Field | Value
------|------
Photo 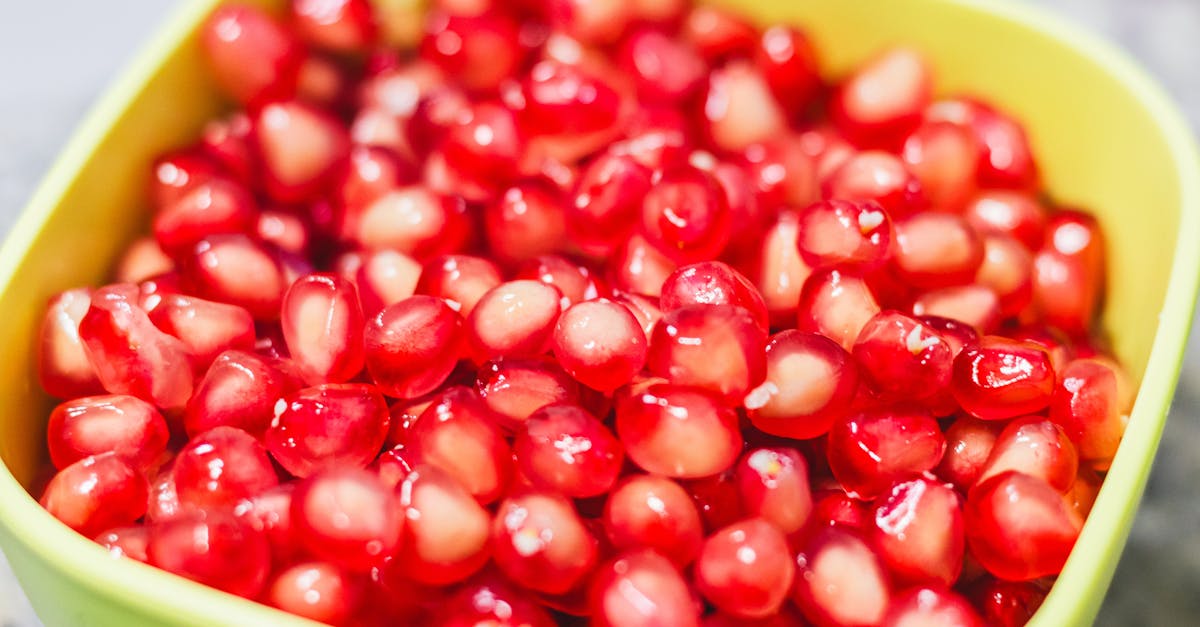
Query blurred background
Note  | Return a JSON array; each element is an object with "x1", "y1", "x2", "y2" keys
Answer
[{"x1": 1, "y1": 1, "x2": 1198, "y2": 625}]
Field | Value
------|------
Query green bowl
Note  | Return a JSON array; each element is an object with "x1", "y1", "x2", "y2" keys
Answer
[{"x1": 1, "y1": 0, "x2": 1197, "y2": 625}]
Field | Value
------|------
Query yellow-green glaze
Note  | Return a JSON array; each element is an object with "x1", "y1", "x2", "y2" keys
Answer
[{"x1": 0, "y1": 0, "x2": 1196, "y2": 625}]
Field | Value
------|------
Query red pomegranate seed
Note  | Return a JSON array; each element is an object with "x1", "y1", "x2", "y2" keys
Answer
[
  {"x1": 660, "y1": 261, "x2": 769, "y2": 332},
  {"x1": 936, "y1": 417, "x2": 1002, "y2": 492},
  {"x1": 900, "y1": 120, "x2": 980, "y2": 211},
  {"x1": 200, "y1": 5, "x2": 303, "y2": 105},
  {"x1": 515, "y1": 254, "x2": 606, "y2": 306},
  {"x1": 883, "y1": 587, "x2": 984, "y2": 627},
  {"x1": 146, "y1": 465, "x2": 183, "y2": 523},
  {"x1": 484, "y1": 182, "x2": 568, "y2": 265},
  {"x1": 38, "y1": 288, "x2": 104, "y2": 399},
  {"x1": 433, "y1": 572, "x2": 557, "y2": 627},
  {"x1": 95, "y1": 525, "x2": 150, "y2": 562},
  {"x1": 115, "y1": 238, "x2": 176, "y2": 285},
  {"x1": 233, "y1": 483, "x2": 297, "y2": 562},
  {"x1": 148, "y1": 151, "x2": 226, "y2": 211},
  {"x1": 492, "y1": 490, "x2": 599, "y2": 595},
  {"x1": 963, "y1": 190, "x2": 1047, "y2": 250},
  {"x1": 752, "y1": 211, "x2": 812, "y2": 326},
  {"x1": 755, "y1": 25, "x2": 820, "y2": 112},
  {"x1": 252, "y1": 100, "x2": 350, "y2": 204},
  {"x1": 696, "y1": 518, "x2": 795, "y2": 619},
  {"x1": 796, "y1": 199, "x2": 893, "y2": 272},
  {"x1": 1050, "y1": 357, "x2": 1127, "y2": 465},
  {"x1": 826, "y1": 407, "x2": 945, "y2": 499},
  {"x1": 148, "y1": 510, "x2": 270, "y2": 598},
  {"x1": 928, "y1": 98, "x2": 1039, "y2": 190},
  {"x1": 292, "y1": 467, "x2": 403, "y2": 572},
  {"x1": 256, "y1": 208, "x2": 311, "y2": 257},
  {"x1": 266, "y1": 383, "x2": 391, "y2": 477},
  {"x1": 792, "y1": 527, "x2": 891, "y2": 627},
  {"x1": 467, "y1": 280, "x2": 563, "y2": 362},
  {"x1": 972, "y1": 579, "x2": 1047, "y2": 627},
  {"x1": 515, "y1": 60, "x2": 624, "y2": 140},
  {"x1": 975, "y1": 233, "x2": 1034, "y2": 317},
  {"x1": 421, "y1": 13, "x2": 523, "y2": 92},
  {"x1": 199, "y1": 112, "x2": 256, "y2": 186},
  {"x1": 618, "y1": 28, "x2": 706, "y2": 105},
  {"x1": 1033, "y1": 211, "x2": 1105, "y2": 335},
  {"x1": 868, "y1": 477, "x2": 963, "y2": 586},
  {"x1": 184, "y1": 350, "x2": 302, "y2": 438},
  {"x1": 40, "y1": 453, "x2": 148, "y2": 538},
  {"x1": 438, "y1": 101, "x2": 527, "y2": 196},
  {"x1": 604, "y1": 474, "x2": 704, "y2": 567},
  {"x1": 267, "y1": 561, "x2": 361, "y2": 624},
  {"x1": 735, "y1": 448, "x2": 812, "y2": 535},
  {"x1": 393, "y1": 465, "x2": 491, "y2": 585},
  {"x1": 608, "y1": 290, "x2": 663, "y2": 341},
  {"x1": 821, "y1": 150, "x2": 926, "y2": 218},
  {"x1": 740, "y1": 135, "x2": 819, "y2": 211},
  {"x1": 354, "y1": 248, "x2": 424, "y2": 316},
  {"x1": 702, "y1": 60, "x2": 787, "y2": 153},
  {"x1": 364, "y1": 295, "x2": 463, "y2": 399},
  {"x1": 951, "y1": 336, "x2": 1055, "y2": 420},
  {"x1": 590, "y1": 550, "x2": 700, "y2": 627},
  {"x1": 333, "y1": 146, "x2": 419, "y2": 219},
  {"x1": 407, "y1": 385, "x2": 513, "y2": 503},
  {"x1": 568, "y1": 151, "x2": 653, "y2": 255},
  {"x1": 182, "y1": 234, "x2": 289, "y2": 320},
  {"x1": 476, "y1": 357, "x2": 581, "y2": 431},
  {"x1": 281, "y1": 273, "x2": 365, "y2": 384},
  {"x1": 796, "y1": 268, "x2": 881, "y2": 351},
  {"x1": 415, "y1": 254, "x2": 503, "y2": 316},
  {"x1": 964, "y1": 471, "x2": 1083, "y2": 581},
  {"x1": 640, "y1": 166, "x2": 732, "y2": 263},
  {"x1": 514, "y1": 403, "x2": 624, "y2": 497},
  {"x1": 977, "y1": 416, "x2": 1078, "y2": 493},
  {"x1": 910, "y1": 284, "x2": 1002, "y2": 334},
  {"x1": 173, "y1": 426, "x2": 279, "y2": 510},
  {"x1": 546, "y1": 0, "x2": 634, "y2": 45},
  {"x1": 148, "y1": 293, "x2": 256, "y2": 372},
  {"x1": 79, "y1": 284, "x2": 194, "y2": 411},
  {"x1": 852, "y1": 311, "x2": 953, "y2": 402},
  {"x1": 831, "y1": 47, "x2": 932, "y2": 147},
  {"x1": 614, "y1": 114, "x2": 693, "y2": 172},
  {"x1": 682, "y1": 5, "x2": 757, "y2": 63},
  {"x1": 892, "y1": 212, "x2": 984, "y2": 289},
  {"x1": 47, "y1": 394, "x2": 168, "y2": 472},
  {"x1": 610, "y1": 232, "x2": 679, "y2": 297},
  {"x1": 810, "y1": 488, "x2": 868, "y2": 531},
  {"x1": 648, "y1": 304, "x2": 765, "y2": 405},
  {"x1": 352, "y1": 186, "x2": 469, "y2": 258},
  {"x1": 551, "y1": 299, "x2": 647, "y2": 391},
  {"x1": 291, "y1": 0, "x2": 375, "y2": 53},
  {"x1": 616, "y1": 382, "x2": 742, "y2": 478},
  {"x1": 745, "y1": 331, "x2": 857, "y2": 440},
  {"x1": 152, "y1": 178, "x2": 257, "y2": 256}
]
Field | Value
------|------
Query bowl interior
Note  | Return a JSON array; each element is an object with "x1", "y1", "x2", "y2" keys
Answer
[{"x1": 0, "y1": 0, "x2": 1196, "y2": 625}]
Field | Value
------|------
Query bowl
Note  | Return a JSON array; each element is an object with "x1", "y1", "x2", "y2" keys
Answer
[{"x1": 0, "y1": 0, "x2": 1197, "y2": 625}]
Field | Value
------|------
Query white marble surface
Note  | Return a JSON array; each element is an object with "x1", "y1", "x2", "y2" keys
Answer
[{"x1": 2, "y1": 1, "x2": 1199, "y2": 625}]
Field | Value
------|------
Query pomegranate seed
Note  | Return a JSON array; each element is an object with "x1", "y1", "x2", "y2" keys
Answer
[
  {"x1": 928, "y1": 98, "x2": 1039, "y2": 190},
  {"x1": 883, "y1": 587, "x2": 984, "y2": 627},
  {"x1": 682, "y1": 6, "x2": 758, "y2": 64},
  {"x1": 976, "y1": 233, "x2": 1034, "y2": 317},
  {"x1": 184, "y1": 350, "x2": 302, "y2": 438},
  {"x1": 911, "y1": 284, "x2": 1002, "y2": 334},
  {"x1": 740, "y1": 135, "x2": 819, "y2": 211},
  {"x1": 515, "y1": 60, "x2": 624, "y2": 140},
  {"x1": 936, "y1": 417, "x2": 1002, "y2": 492},
  {"x1": 963, "y1": 190, "x2": 1047, "y2": 251},
  {"x1": 796, "y1": 199, "x2": 893, "y2": 272},
  {"x1": 182, "y1": 235, "x2": 289, "y2": 320},
  {"x1": 900, "y1": 120, "x2": 981, "y2": 211},
  {"x1": 1050, "y1": 357, "x2": 1127, "y2": 465},
  {"x1": 492, "y1": 490, "x2": 599, "y2": 595},
  {"x1": 148, "y1": 510, "x2": 270, "y2": 598},
  {"x1": 281, "y1": 273, "x2": 366, "y2": 384},
  {"x1": 755, "y1": 25, "x2": 820, "y2": 112},
  {"x1": 796, "y1": 268, "x2": 881, "y2": 351},
  {"x1": 173, "y1": 426, "x2": 279, "y2": 510},
  {"x1": 467, "y1": 280, "x2": 564, "y2": 362},
  {"x1": 407, "y1": 385, "x2": 513, "y2": 503},
  {"x1": 266, "y1": 383, "x2": 391, "y2": 477},
  {"x1": 393, "y1": 465, "x2": 491, "y2": 584},
  {"x1": 590, "y1": 550, "x2": 700, "y2": 627},
  {"x1": 608, "y1": 290, "x2": 663, "y2": 341},
  {"x1": 735, "y1": 448, "x2": 812, "y2": 535},
  {"x1": 354, "y1": 248, "x2": 424, "y2": 316},
  {"x1": 433, "y1": 572, "x2": 556, "y2": 626},
  {"x1": 685, "y1": 470, "x2": 744, "y2": 533},
  {"x1": 352, "y1": 186, "x2": 469, "y2": 258},
  {"x1": 619, "y1": 28, "x2": 706, "y2": 105},
  {"x1": 868, "y1": 477, "x2": 963, "y2": 586},
  {"x1": 641, "y1": 166, "x2": 732, "y2": 263},
  {"x1": 79, "y1": 284, "x2": 194, "y2": 411},
  {"x1": 146, "y1": 465, "x2": 183, "y2": 523},
  {"x1": 291, "y1": 467, "x2": 402, "y2": 571},
  {"x1": 252, "y1": 100, "x2": 350, "y2": 203},
  {"x1": 364, "y1": 295, "x2": 464, "y2": 399},
  {"x1": 810, "y1": 488, "x2": 868, "y2": 531},
  {"x1": 616, "y1": 382, "x2": 742, "y2": 478},
  {"x1": 115, "y1": 238, "x2": 176, "y2": 285},
  {"x1": 95, "y1": 525, "x2": 150, "y2": 562},
  {"x1": 753, "y1": 211, "x2": 813, "y2": 327},
  {"x1": 972, "y1": 579, "x2": 1047, "y2": 627},
  {"x1": 568, "y1": 151, "x2": 653, "y2": 255},
  {"x1": 964, "y1": 471, "x2": 1082, "y2": 581},
  {"x1": 951, "y1": 336, "x2": 1055, "y2": 420},
  {"x1": 200, "y1": 5, "x2": 303, "y2": 105},
  {"x1": 333, "y1": 146, "x2": 419, "y2": 218},
  {"x1": 551, "y1": 299, "x2": 647, "y2": 391},
  {"x1": 695, "y1": 518, "x2": 794, "y2": 619},
  {"x1": 831, "y1": 47, "x2": 932, "y2": 147},
  {"x1": 826, "y1": 407, "x2": 945, "y2": 499},
  {"x1": 892, "y1": 212, "x2": 984, "y2": 289},
  {"x1": 267, "y1": 561, "x2": 361, "y2": 624},
  {"x1": 422, "y1": 13, "x2": 523, "y2": 92},
  {"x1": 977, "y1": 416, "x2": 1078, "y2": 493},
  {"x1": 1033, "y1": 211, "x2": 1105, "y2": 335},
  {"x1": 821, "y1": 150, "x2": 926, "y2": 218},
  {"x1": 40, "y1": 453, "x2": 148, "y2": 538},
  {"x1": 547, "y1": 0, "x2": 634, "y2": 45},
  {"x1": 514, "y1": 404, "x2": 623, "y2": 497},
  {"x1": 199, "y1": 113, "x2": 256, "y2": 185},
  {"x1": 476, "y1": 357, "x2": 581, "y2": 431},
  {"x1": 38, "y1": 288, "x2": 104, "y2": 398},
  {"x1": 792, "y1": 527, "x2": 891, "y2": 627},
  {"x1": 152, "y1": 178, "x2": 257, "y2": 256},
  {"x1": 484, "y1": 182, "x2": 568, "y2": 265},
  {"x1": 416, "y1": 254, "x2": 504, "y2": 316},
  {"x1": 660, "y1": 261, "x2": 769, "y2": 332},
  {"x1": 438, "y1": 101, "x2": 527, "y2": 196},
  {"x1": 256, "y1": 208, "x2": 311, "y2": 257},
  {"x1": 745, "y1": 331, "x2": 857, "y2": 440},
  {"x1": 233, "y1": 484, "x2": 297, "y2": 562},
  {"x1": 515, "y1": 254, "x2": 606, "y2": 306},
  {"x1": 852, "y1": 311, "x2": 953, "y2": 402},
  {"x1": 610, "y1": 232, "x2": 679, "y2": 297},
  {"x1": 604, "y1": 474, "x2": 704, "y2": 567},
  {"x1": 148, "y1": 293, "x2": 256, "y2": 372},
  {"x1": 648, "y1": 305, "x2": 765, "y2": 405},
  {"x1": 614, "y1": 114, "x2": 693, "y2": 171},
  {"x1": 291, "y1": 0, "x2": 375, "y2": 53},
  {"x1": 148, "y1": 151, "x2": 226, "y2": 211},
  {"x1": 702, "y1": 60, "x2": 787, "y2": 153}
]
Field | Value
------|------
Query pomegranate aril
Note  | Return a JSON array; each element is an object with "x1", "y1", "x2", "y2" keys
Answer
[
  {"x1": 147, "y1": 293, "x2": 256, "y2": 372},
  {"x1": 233, "y1": 484, "x2": 297, "y2": 562},
  {"x1": 148, "y1": 151, "x2": 226, "y2": 211},
  {"x1": 290, "y1": 0, "x2": 375, "y2": 53},
  {"x1": 928, "y1": 98, "x2": 1039, "y2": 191},
  {"x1": 951, "y1": 336, "x2": 1055, "y2": 420},
  {"x1": 437, "y1": 101, "x2": 527, "y2": 197},
  {"x1": 740, "y1": 135, "x2": 819, "y2": 212},
  {"x1": 963, "y1": 190, "x2": 1047, "y2": 251},
  {"x1": 515, "y1": 59, "x2": 624, "y2": 140},
  {"x1": 421, "y1": 13, "x2": 523, "y2": 93},
  {"x1": 351, "y1": 186, "x2": 470, "y2": 258},
  {"x1": 883, "y1": 586, "x2": 984, "y2": 627},
  {"x1": 682, "y1": 5, "x2": 757, "y2": 64},
  {"x1": 408, "y1": 385, "x2": 512, "y2": 504},
  {"x1": 892, "y1": 212, "x2": 984, "y2": 289},
  {"x1": 660, "y1": 261, "x2": 769, "y2": 332},
  {"x1": 702, "y1": 60, "x2": 787, "y2": 153},
  {"x1": 173, "y1": 426, "x2": 278, "y2": 510},
  {"x1": 745, "y1": 331, "x2": 857, "y2": 440},
  {"x1": 476, "y1": 357, "x2": 581, "y2": 432},
  {"x1": 266, "y1": 383, "x2": 391, "y2": 477},
  {"x1": 433, "y1": 572, "x2": 556, "y2": 627},
  {"x1": 200, "y1": 5, "x2": 303, "y2": 105},
  {"x1": 608, "y1": 290, "x2": 663, "y2": 341},
  {"x1": 831, "y1": 47, "x2": 932, "y2": 148},
  {"x1": 115, "y1": 238, "x2": 176, "y2": 285},
  {"x1": 821, "y1": 150, "x2": 926, "y2": 219},
  {"x1": 354, "y1": 248, "x2": 424, "y2": 316},
  {"x1": 252, "y1": 100, "x2": 351, "y2": 204},
  {"x1": 182, "y1": 234, "x2": 288, "y2": 320},
  {"x1": 485, "y1": 181, "x2": 568, "y2": 265},
  {"x1": 515, "y1": 254, "x2": 606, "y2": 306},
  {"x1": 696, "y1": 518, "x2": 795, "y2": 619},
  {"x1": 515, "y1": 403, "x2": 623, "y2": 498},
  {"x1": 40, "y1": 453, "x2": 148, "y2": 538},
  {"x1": 415, "y1": 254, "x2": 503, "y2": 316},
  {"x1": 393, "y1": 465, "x2": 491, "y2": 585},
  {"x1": 936, "y1": 416, "x2": 1002, "y2": 492},
  {"x1": 900, "y1": 120, "x2": 981, "y2": 211},
  {"x1": 267, "y1": 561, "x2": 361, "y2": 625},
  {"x1": 792, "y1": 527, "x2": 891, "y2": 627},
  {"x1": 616, "y1": 382, "x2": 742, "y2": 478},
  {"x1": 604, "y1": 474, "x2": 704, "y2": 567},
  {"x1": 735, "y1": 448, "x2": 812, "y2": 535},
  {"x1": 492, "y1": 490, "x2": 598, "y2": 595},
  {"x1": 754, "y1": 211, "x2": 813, "y2": 327},
  {"x1": 200, "y1": 112, "x2": 256, "y2": 186},
  {"x1": 755, "y1": 25, "x2": 820, "y2": 112},
  {"x1": 146, "y1": 466, "x2": 183, "y2": 523},
  {"x1": 810, "y1": 488, "x2": 868, "y2": 531},
  {"x1": 610, "y1": 232, "x2": 678, "y2": 297},
  {"x1": 1033, "y1": 211, "x2": 1105, "y2": 336},
  {"x1": 184, "y1": 350, "x2": 301, "y2": 438},
  {"x1": 551, "y1": 299, "x2": 647, "y2": 391},
  {"x1": 977, "y1": 416, "x2": 1078, "y2": 493},
  {"x1": 796, "y1": 268, "x2": 881, "y2": 351},
  {"x1": 466, "y1": 280, "x2": 563, "y2": 362},
  {"x1": 976, "y1": 233, "x2": 1034, "y2": 317},
  {"x1": 911, "y1": 284, "x2": 1002, "y2": 334},
  {"x1": 1050, "y1": 357, "x2": 1127, "y2": 465},
  {"x1": 619, "y1": 28, "x2": 707, "y2": 105},
  {"x1": 280, "y1": 273, "x2": 365, "y2": 384},
  {"x1": 589, "y1": 550, "x2": 700, "y2": 627},
  {"x1": 364, "y1": 295, "x2": 463, "y2": 399},
  {"x1": 852, "y1": 310, "x2": 952, "y2": 402},
  {"x1": 964, "y1": 471, "x2": 1082, "y2": 581},
  {"x1": 972, "y1": 579, "x2": 1047, "y2": 627},
  {"x1": 648, "y1": 304, "x2": 766, "y2": 405},
  {"x1": 796, "y1": 199, "x2": 893, "y2": 273},
  {"x1": 38, "y1": 288, "x2": 104, "y2": 398},
  {"x1": 148, "y1": 511, "x2": 270, "y2": 598},
  {"x1": 256, "y1": 208, "x2": 311, "y2": 257},
  {"x1": 640, "y1": 166, "x2": 732, "y2": 263},
  {"x1": 568, "y1": 150, "x2": 653, "y2": 255},
  {"x1": 333, "y1": 145, "x2": 419, "y2": 217},
  {"x1": 292, "y1": 467, "x2": 402, "y2": 572},
  {"x1": 826, "y1": 407, "x2": 946, "y2": 500},
  {"x1": 152, "y1": 178, "x2": 257, "y2": 256},
  {"x1": 868, "y1": 477, "x2": 963, "y2": 586},
  {"x1": 95, "y1": 525, "x2": 150, "y2": 563},
  {"x1": 79, "y1": 284, "x2": 194, "y2": 411}
]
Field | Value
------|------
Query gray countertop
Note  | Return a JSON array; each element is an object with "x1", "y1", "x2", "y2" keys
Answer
[{"x1": 2, "y1": 1, "x2": 1199, "y2": 625}]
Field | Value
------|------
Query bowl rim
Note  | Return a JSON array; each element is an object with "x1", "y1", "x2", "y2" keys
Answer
[{"x1": 0, "y1": 0, "x2": 1197, "y2": 625}]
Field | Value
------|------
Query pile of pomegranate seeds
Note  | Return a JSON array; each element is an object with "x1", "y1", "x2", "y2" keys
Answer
[{"x1": 33, "y1": 0, "x2": 1131, "y2": 625}]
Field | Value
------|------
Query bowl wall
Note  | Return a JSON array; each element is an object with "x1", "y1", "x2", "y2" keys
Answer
[{"x1": 0, "y1": 0, "x2": 1196, "y2": 625}]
